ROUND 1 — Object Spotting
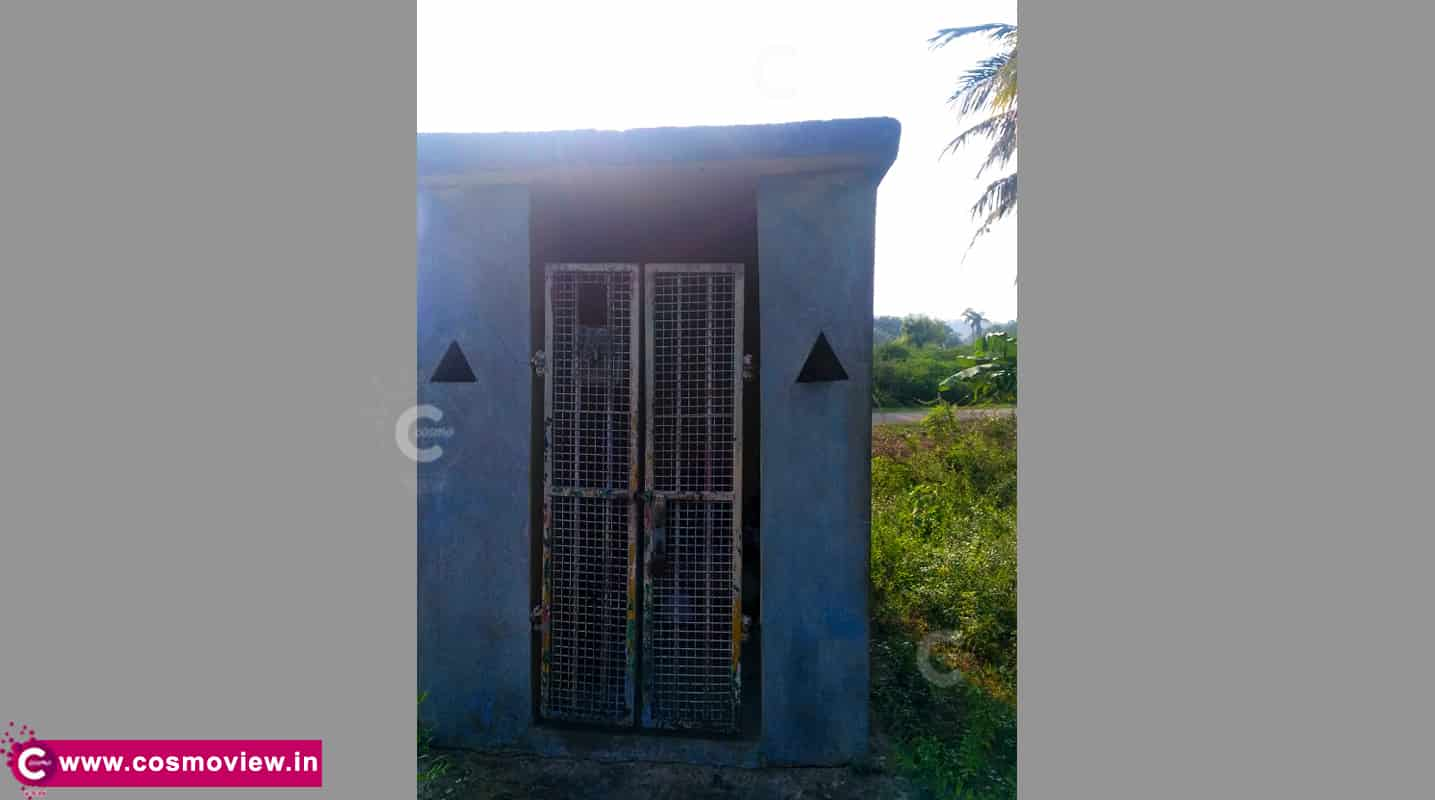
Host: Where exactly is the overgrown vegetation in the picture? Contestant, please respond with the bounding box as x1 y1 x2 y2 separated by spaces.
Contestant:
417 692 451 784
940 333 1016 405
871 410 1017 799
873 315 1017 408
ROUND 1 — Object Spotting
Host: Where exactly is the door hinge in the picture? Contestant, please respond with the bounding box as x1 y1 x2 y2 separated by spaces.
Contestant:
530 349 546 377
531 603 549 633
743 353 756 383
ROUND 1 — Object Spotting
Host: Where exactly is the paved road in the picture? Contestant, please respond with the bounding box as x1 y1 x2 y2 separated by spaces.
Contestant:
872 406 1015 425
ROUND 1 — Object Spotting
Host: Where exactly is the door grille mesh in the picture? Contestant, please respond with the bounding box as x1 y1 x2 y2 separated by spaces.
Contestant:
543 495 632 723
549 270 634 491
644 267 742 732
645 499 738 730
542 266 637 725
652 273 737 494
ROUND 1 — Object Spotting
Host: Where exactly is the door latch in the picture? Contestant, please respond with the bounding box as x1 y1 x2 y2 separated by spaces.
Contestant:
649 495 669 579
531 603 549 633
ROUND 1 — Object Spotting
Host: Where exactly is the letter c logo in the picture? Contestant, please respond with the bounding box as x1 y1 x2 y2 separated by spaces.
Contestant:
17 745 49 781
397 404 445 463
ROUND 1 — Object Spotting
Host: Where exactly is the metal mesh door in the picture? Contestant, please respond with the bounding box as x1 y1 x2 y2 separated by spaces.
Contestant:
541 263 639 726
641 264 744 732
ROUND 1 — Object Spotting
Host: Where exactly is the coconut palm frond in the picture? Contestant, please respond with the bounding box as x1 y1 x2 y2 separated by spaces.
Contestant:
943 109 1017 178
960 308 990 341
947 52 1012 115
935 22 1018 251
942 110 1011 154
976 111 1016 178
991 50 1017 112
966 174 1017 251
928 24 1016 49
971 174 1017 224
952 53 1010 94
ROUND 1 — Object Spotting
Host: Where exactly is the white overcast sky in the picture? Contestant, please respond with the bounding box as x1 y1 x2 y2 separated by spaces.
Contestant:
418 0 1018 323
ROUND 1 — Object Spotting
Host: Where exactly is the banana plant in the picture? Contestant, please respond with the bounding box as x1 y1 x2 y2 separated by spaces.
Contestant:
938 332 1016 403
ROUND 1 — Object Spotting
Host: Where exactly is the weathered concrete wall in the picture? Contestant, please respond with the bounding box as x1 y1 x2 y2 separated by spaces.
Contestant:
756 169 879 765
417 183 534 747
415 117 897 764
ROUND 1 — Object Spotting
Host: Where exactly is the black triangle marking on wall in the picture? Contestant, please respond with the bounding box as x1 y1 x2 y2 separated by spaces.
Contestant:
796 332 849 383
430 341 476 383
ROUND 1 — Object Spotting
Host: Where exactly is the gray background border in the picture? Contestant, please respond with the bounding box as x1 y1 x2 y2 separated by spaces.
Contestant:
0 3 414 798
1023 1 1431 797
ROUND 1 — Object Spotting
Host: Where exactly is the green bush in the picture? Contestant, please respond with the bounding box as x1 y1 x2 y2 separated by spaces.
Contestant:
871 411 1017 799
900 314 954 348
939 333 1017 406
874 632 1017 800
873 341 973 407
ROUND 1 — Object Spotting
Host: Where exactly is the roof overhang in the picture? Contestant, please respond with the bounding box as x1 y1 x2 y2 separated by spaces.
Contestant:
417 117 901 188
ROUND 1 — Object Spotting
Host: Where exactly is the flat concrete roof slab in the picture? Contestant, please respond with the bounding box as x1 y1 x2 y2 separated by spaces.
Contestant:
418 117 900 185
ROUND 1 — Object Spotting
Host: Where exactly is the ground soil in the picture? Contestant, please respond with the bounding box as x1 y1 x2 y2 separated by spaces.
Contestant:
871 406 1014 426
417 748 924 800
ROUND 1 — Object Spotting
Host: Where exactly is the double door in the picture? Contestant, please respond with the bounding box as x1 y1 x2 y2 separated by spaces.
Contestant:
539 262 744 733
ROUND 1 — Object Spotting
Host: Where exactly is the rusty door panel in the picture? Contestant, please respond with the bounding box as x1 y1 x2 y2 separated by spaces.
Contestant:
540 263 639 727
641 264 744 733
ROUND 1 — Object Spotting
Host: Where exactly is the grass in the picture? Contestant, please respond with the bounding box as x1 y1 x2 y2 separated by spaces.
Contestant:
416 693 451 784
870 407 1017 799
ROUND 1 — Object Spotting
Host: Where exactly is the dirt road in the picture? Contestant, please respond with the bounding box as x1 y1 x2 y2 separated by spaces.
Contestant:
872 406 1015 425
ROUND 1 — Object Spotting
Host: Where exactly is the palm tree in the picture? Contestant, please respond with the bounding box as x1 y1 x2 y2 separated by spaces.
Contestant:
962 308 990 341
930 23 1017 250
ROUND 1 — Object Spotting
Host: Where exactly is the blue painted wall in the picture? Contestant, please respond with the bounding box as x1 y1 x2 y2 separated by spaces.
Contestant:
417 183 534 747
415 122 894 765
757 169 879 765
